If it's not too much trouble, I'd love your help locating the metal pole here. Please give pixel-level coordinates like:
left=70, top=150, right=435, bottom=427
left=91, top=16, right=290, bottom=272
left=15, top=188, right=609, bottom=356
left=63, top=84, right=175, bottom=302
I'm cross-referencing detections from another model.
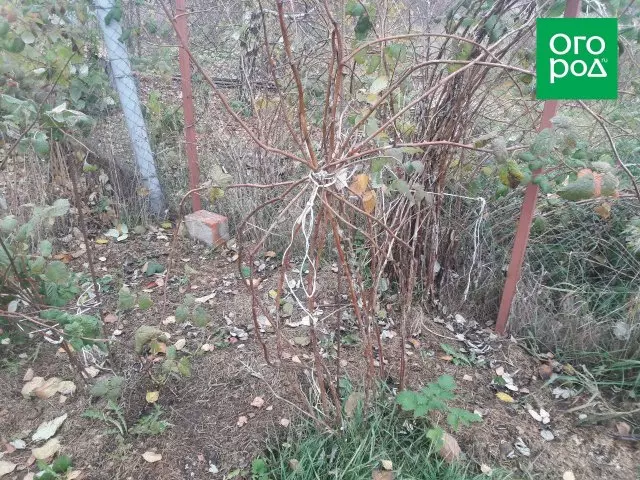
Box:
left=495, top=0, right=581, bottom=335
left=95, top=0, right=165, bottom=215
left=175, top=0, right=202, bottom=211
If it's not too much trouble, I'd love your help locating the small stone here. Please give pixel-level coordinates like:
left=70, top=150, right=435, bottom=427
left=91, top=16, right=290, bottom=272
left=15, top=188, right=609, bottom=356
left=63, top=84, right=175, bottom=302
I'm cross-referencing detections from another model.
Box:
left=381, top=460, right=393, bottom=470
left=279, top=418, right=290, bottom=427
left=291, top=355, right=302, bottom=364
left=162, top=316, right=176, bottom=325
left=563, top=472, right=575, bottom=480
left=23, top=368, right=34, bottom=382
left=480, top=464, right=492, bottom=475
left=59, top=395, right=67, bottom=404
left=462, top=374, right=473, bottom=382
left=251, top=397, right=265, bottom=408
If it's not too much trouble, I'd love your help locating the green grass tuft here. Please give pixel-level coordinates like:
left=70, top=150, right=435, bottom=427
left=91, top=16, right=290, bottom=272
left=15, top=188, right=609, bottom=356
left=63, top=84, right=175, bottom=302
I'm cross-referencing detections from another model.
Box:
left=259, top=394, right=500, bottom=480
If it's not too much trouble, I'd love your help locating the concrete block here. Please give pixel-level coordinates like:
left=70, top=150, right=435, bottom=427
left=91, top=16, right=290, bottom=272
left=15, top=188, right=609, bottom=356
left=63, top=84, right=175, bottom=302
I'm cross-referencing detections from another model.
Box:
left=184, top=210, right=229, bottom=247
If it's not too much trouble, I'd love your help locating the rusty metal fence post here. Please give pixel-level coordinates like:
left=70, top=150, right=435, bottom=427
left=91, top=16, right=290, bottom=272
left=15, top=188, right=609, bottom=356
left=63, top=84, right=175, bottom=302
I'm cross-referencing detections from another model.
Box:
left=495, top=0, right=581, bottom=335
left=175, top=0, right=201, bottom=211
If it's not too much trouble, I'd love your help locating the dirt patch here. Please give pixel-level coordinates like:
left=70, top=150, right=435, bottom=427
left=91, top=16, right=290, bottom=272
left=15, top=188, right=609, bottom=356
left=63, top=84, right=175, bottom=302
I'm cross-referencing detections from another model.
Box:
left=1, top=231, right=638, bottom=479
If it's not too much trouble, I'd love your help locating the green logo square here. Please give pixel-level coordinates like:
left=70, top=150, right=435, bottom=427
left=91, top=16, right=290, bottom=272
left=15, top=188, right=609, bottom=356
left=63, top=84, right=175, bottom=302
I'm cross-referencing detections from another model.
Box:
left=536, top=18, right=618, bottom=100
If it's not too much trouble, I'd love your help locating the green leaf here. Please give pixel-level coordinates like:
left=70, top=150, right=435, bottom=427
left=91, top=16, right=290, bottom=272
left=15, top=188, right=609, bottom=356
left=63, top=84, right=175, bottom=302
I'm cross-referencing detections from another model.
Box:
left=177, top=357, right=191, bottom=377
left=144, top=260, right=165, bottom=276
left=38, top=240, right=53, bottom=258
left=384, top=43, right=406, bottom=61
left=192, top=306, right=209, bottom=327
left=396, top=390, right=418, bottom=411
left=355, top=14, right=373, bottom=41
left=0, top=215, right=18, bottom=233
left=369, top=75, right=389, bottom=94
left=118, top=286, right=136, bottom=310
left=5, top=37, right=25, bottom=53
left=51, top=455, right=73, bottom=474
left=21, top=31, right=36, bottom=45
left=44, top=261, right=69, bottom=283
left=138, top=294, right=153, bottom=310
left=90, top=376, right=124, bottom=401
left=426, top=427, right=445, bottom=448
left=447, top=408, right=482, bottom=431
left=240, top=265, right=251, bottom=278
left=345, top=0, right=366, bottom=16
left=175, top=304, right=189, bottom=322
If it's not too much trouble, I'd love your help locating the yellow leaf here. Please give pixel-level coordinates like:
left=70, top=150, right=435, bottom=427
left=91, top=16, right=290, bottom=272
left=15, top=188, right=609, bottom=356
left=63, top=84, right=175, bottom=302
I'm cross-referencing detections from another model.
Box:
left=362, top=190, right=376, bottom=214
left=146, top=391, right=159, bottom=403
left=496, top=392, right=515, bottom=403
left=268, top=290, right=278, bottom=299
left=161, top=222, right=172, bottom=229
left=95, top=238, right=109, bottom=244
left=594, top=202, right=611, bottom=220
left=349, top=174, right=369, bottom=196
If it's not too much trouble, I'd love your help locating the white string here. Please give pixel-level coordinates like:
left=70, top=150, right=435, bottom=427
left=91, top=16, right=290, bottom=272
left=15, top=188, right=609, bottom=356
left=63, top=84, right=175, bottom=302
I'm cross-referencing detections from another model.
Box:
left=282, top=171, right=337, bottom=319
left=420, top=191, right=486, bottom=301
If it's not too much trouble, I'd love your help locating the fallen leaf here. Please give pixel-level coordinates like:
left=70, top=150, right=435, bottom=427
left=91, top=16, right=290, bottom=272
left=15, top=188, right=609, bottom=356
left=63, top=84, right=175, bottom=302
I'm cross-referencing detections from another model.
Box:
left=201, top=344, right=214, bottom=352
left=462, top=374, right=473, bottom=382
left=142, top=451, right=162, bottom=463
left=528, top=409, right=543, bottom=422
left=616, top=422, right=631, bottom=436
left=23, top=368, right=34, bottom=382
left=95, top=238, right=109, bottom=244
left=279, top=418, right=290, bottom=427
left=350, top=174, right=369, bottom=195
left=495, top=366, right=505, bottom=376
left=112, top=329, right=123, bottom=336
left=291, top=355, right=301, bottom=364
left=32, top=413, right=68, bottom=442
left=84, top=366, right=100, bottom=378
left=21, top=377, right=46, bottom=398
left=438, top=432, right=461, bottom=463
left=35, top=377, right=63, bottom=399
left=381, top=459, right=393, bottom=470
left=9, top=439, right=26, bottom=450
left=104, top=314, right=118, bottom=324
left=146, top=391, right=159, bottom=403
left=4, top=443, right=15, bottom=454
left=67, top=470, right=83, bottom=479
left=344, top=392, right=365, bottom=418
left=372, top=471, right=393, bottom=480
left=174, top=338, right=186, bottom=351
left=563, top=472, right=576, bottom=480
left=57, top=380, right=76, bottom=395
left=0, top=460, right=16, bottom=477
left=251, top=396, right=265, bottom=408
left=594, top=202, right=611, bottom=220
left=292, top=336, right=311, bottom=347
left=265, top=251, right=276, bottom=258
left=514, top=437, right=530, bottom=457
left=496, top=392, right=515, bottom=403
left=540, top=429, right=554, bottom=441
left=362, top=190, right=377, bottom=213
left=32, top=438, right=61, bottom=460
left=538, top=363, right=553, bottom=380
left=237, top=416, right=248, bottom=427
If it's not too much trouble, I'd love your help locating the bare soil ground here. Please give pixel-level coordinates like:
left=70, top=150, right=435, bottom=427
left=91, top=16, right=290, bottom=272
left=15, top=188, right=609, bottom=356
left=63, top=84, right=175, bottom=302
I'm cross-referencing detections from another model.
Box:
left=1, top=229, right=638, bottom=480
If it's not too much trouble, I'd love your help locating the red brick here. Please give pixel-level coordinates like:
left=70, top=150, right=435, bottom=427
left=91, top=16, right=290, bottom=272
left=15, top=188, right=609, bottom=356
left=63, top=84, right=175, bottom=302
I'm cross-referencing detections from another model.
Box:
left=184, top=210, right=229, bottom=247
